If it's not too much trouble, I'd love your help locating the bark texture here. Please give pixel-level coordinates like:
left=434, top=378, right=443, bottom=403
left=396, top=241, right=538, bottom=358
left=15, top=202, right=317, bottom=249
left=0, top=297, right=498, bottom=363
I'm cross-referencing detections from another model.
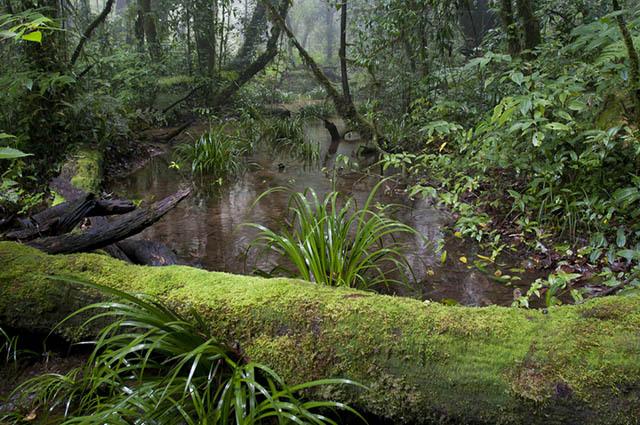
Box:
left=1, top=242, right=639, bottom=424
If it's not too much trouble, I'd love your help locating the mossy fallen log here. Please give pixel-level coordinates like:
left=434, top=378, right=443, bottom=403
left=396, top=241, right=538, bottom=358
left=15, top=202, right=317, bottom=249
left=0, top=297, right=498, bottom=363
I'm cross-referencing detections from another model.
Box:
left=0, top=241, right=639, bottom=424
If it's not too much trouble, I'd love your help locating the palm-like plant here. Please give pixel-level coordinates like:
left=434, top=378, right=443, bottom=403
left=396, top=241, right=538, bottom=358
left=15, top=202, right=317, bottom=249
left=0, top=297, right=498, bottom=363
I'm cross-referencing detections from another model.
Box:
left=12, top=278, right=365, bottom=425
left=246, top=180, right=420, bottom=289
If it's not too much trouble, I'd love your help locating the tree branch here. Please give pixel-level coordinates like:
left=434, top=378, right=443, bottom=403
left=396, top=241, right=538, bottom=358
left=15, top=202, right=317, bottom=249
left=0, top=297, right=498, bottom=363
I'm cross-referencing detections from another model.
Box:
left=70, top=0, right=115, bottom=67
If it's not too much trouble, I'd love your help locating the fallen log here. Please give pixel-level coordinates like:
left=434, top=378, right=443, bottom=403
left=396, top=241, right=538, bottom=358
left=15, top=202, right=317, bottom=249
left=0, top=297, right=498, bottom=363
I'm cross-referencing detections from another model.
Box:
left=117, top=239, right=178, bottom=266
left=27, top=188, right=190, bottom=255
left=7, top=197, right=137, bottom=241
left=0, top=241, right=638, bottom=424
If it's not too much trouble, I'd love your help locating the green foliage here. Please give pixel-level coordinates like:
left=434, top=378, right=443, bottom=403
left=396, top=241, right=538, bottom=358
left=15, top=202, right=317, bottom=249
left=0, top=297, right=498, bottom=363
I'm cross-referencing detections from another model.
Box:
left=0, top=327, right=19, bottom=366
left=176, top=126, right=249, bottom=183
left=245, top=180, right=421, bottom=289
left=0, top=10, right=56, bottom=44
left=10, top=278, right=365, bottom=424
left=513, top=271, right=582, bottom=308
left=259, top=117, right=320, bottom=165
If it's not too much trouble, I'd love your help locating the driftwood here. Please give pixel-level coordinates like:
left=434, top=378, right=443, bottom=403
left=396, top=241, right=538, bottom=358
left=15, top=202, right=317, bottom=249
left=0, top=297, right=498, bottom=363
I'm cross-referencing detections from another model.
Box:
left=6, top=196, right=136, bottom=241
left=28, top=188, right=190, bottom=255
left=117, top=239, right=178, bottom=266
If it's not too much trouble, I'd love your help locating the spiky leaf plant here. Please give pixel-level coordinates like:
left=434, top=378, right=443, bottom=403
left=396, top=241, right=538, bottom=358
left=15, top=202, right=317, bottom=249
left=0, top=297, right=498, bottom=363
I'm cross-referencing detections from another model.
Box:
left=245, top=180, right=421, bottom=290
left=12, top=278, right=365, bottom=425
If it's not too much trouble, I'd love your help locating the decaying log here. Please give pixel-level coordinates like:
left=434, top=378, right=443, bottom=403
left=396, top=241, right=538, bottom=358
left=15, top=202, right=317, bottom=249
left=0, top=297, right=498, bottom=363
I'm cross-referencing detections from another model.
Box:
left=1, top=241, right=639, bottom=424
left=102, top=243, right=132, bottom=263
left=7, top=197, right=136, bottom=241
left=117, top=239, right=178, bottom=266
left=27, top=188, right=190, bottom=255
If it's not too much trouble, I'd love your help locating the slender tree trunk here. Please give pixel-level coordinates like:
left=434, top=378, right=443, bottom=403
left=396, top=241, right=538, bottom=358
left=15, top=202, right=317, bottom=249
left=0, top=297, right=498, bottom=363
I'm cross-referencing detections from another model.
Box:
left=515, top=0, right=540, bottom=54
left=339, top=1, right=351, bottom=103
left=612, top=0, right=640, bottom=122
left=499, top=0, right=520, bottom=56
left=325, top=5, right=334, bottom=64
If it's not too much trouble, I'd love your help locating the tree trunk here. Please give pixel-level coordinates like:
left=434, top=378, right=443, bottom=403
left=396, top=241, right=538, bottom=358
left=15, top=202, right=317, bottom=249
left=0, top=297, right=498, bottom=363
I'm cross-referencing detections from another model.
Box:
left=193, top=0, right=216, bottom=76
left=229, top=1, right=268, bottom=71
left=1, top=242, right=639, bottom=424
left=208, top=0, right=291, bottom=106
left=339, top=1, right=351, bottom=104
left=612, top=0, right=640, bottom=122
left=515, top=0, right=540, bottom=54
left=140, top=0, right=161, bottom=60
left=499, top=0, right=521, bottom=56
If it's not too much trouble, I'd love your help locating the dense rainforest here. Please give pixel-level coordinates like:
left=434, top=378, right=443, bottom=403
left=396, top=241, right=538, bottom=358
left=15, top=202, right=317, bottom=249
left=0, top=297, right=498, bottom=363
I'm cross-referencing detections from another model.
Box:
left=1, top=0, right=640, bottom=423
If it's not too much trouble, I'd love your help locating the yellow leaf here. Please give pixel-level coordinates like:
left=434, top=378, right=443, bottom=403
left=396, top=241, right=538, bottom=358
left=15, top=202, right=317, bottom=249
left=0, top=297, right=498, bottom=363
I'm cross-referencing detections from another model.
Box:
left=454, top=231, right=462, bottom=238
left=439, top=142, right=447, bottom=152
left=459, top=256, right=468, bottom=264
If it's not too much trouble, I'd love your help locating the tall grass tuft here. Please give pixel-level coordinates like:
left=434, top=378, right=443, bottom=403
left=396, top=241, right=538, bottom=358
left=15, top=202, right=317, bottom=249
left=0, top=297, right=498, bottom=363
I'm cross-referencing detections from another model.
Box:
left=176, top=125, right=248, bottom=182
left=245, top=180, right=420, bottom=290
left=11, top=278, right=365, bottom=425
left=259, top=117, right=320, bottom=165
left=0, top=327, right=19, bottom=366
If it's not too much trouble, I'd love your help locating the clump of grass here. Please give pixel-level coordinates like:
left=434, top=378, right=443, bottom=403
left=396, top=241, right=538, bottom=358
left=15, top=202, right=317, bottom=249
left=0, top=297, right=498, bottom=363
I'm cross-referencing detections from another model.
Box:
left=11, top=278, right=365, bottom=425
left=297, top=102, right=335, bottom=121
left=0, top=327, right=19, bottom=366
left=259, top=117, right=320, bottom=165
left=175, top=125, right=248, bottom=182
left=245, top=180, right=420, bottom=290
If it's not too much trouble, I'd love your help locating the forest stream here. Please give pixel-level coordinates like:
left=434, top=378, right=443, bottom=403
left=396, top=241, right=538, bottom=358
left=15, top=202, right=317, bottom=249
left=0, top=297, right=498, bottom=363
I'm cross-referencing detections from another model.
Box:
left=109, top=117, right=542, bottom=307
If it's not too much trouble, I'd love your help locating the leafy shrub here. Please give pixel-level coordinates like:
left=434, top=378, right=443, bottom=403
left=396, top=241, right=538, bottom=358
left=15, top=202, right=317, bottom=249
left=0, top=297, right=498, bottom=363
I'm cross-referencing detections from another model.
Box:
left=245, top=180, right=421, bottom=289
left=11, top=278, right=365, bottom=424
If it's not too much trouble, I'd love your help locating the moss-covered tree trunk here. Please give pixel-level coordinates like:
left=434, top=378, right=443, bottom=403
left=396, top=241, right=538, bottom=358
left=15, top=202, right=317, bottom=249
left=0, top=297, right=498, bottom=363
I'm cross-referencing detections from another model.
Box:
left=1, top=243, right=639, bottom=423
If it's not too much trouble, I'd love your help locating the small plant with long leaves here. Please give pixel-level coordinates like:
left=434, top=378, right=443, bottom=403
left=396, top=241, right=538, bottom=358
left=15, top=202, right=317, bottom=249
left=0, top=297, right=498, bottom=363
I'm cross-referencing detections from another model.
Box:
left=245, top=180, right=421, bottom=290
left=10, top=278, right=365, bottom=425
left=176, top=125, right=248, bottom=182
left=259, top=117, right=319, bottom=165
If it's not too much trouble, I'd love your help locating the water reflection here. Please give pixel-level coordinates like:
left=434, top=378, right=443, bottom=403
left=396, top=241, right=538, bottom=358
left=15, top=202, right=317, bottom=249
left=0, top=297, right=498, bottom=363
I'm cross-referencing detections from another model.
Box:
left=110, top=119, right=538, bottom=306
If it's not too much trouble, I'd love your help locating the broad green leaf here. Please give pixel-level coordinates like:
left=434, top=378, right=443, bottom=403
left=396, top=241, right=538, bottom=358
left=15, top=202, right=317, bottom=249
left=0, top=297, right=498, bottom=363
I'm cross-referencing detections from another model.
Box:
left=567, top=100, right=587, bottom=112
left=617, top=249, right=639, bottom=262
left=545, top=122, right=571, bottom=131
left=510, top=71, right=524, bottom=86
left=616, top=227, right=627, bottom=248
left=0, top=147, right=31, bottom=159
left=21, top=31, right=42, bottom=43
left=532, top=131, right=545, bottom=147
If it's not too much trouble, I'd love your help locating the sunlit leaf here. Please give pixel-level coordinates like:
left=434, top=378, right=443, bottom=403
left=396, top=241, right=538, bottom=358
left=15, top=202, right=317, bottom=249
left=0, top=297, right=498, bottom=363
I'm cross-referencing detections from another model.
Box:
left=21, top=31, right=42, bottom=43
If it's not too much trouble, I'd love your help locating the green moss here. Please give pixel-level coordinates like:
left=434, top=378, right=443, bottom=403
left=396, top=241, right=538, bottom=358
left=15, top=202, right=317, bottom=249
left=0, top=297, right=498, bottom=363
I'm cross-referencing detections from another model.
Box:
left=0, top=241, right=639, bottom=424
left=68, top=148, right=103, bottom=194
